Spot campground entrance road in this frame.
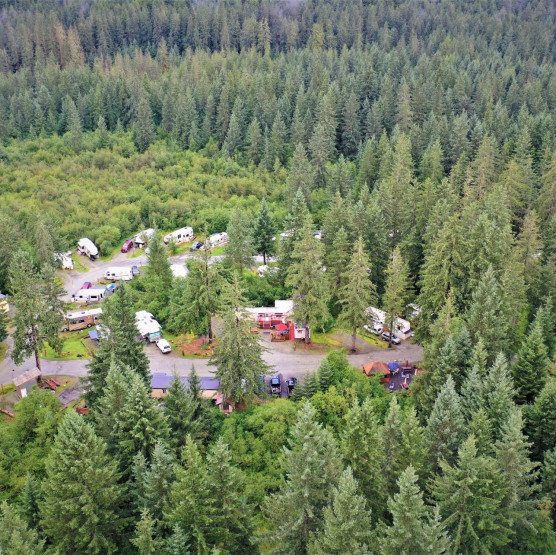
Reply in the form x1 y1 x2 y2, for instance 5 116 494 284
0 334 422 386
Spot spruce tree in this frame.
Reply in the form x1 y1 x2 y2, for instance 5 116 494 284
40 411 123 554
0 307 8 343
432 436 512 553
382 246 410 347
164 374 200 450
326 226 351 301
145 231 173 320
19 473 42 530
261 402 343 554
253 198 275 264
226 208 254 272
286 143 315 203
246 117 263 164
285 215 330 342
65 96 82 152
132 509 160 555
312 467 373 554
512 318 550 404
338 236 378 351
210 274 269 405
467 408 494 456
380 466 449 555
0 501 45 554
528 381 556 461
425 376 465 471
542 447 556 526
278 188 309 279
133 93 154 153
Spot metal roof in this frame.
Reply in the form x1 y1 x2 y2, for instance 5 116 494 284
150 372 220 391
13 368 42 388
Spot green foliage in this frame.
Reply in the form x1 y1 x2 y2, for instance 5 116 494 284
226 208 254 272
0 501 45 554
253 198 275 264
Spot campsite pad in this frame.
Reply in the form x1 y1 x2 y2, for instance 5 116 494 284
327 331 377 354
57 382 85 406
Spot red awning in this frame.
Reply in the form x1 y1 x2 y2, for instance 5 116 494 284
275 323 288 331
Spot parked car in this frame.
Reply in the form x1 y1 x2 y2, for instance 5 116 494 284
121 239 134 253
131 265 140 275
270 374 282 395
81 282 93 289
287 377 298 396
381 331 401 345
190 241 204 251
156 339 172 354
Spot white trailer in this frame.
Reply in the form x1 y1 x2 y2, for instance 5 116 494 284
54 252 74 270
76 288 106 303
77 238 99 260
104 267 133 281
134 228 155 248
135 311 162 342
209 232 228 247
164 227 194 245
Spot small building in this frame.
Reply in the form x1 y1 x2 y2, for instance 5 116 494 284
245 300 294 329
0 293 8 314
362 362 391 384
365 307 413 340
150 373 220 400
13 368 42 398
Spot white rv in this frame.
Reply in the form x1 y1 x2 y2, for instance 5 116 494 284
209 232 228 247
77 238 99 260
54 252 74 270
135 311 162 342
164 227 194 245
76 288 106 303
134 228 155 248
104 267 133 281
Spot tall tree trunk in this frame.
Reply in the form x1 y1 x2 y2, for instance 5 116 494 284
304 321 310 344
34 345 41 370
32 326 41 370
352 326 357 352
263 252 267 265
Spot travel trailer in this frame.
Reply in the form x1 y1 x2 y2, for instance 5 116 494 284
62 308 102 332
134 229 155 248
209 232 228 247
164 227 194 245
54 252 74 270
135 311 162 343
104 267 133 281
75 288 106 303
77 238 99 260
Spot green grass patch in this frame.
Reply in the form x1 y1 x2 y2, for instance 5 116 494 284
0 383 15 396
309 331 341 348
211 245 227 256
71 254 89 273
358 332 389 348
43 329 91 360
129 248 146 258
0 342 7 362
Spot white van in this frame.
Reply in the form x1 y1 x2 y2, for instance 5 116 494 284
76 288 106 303
77 238 99 260
104 267 133 281
209 232 228 247
164 227 194 245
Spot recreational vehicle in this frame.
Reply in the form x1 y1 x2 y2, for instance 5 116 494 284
104 267 133 281
135 311 162 343
209 232 228 247
76 288 106 303
164 227 194 245
77 238 99 260
62 308 102 332
54 252 74 270
134 229 155 248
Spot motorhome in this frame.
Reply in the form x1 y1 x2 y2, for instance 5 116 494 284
77 238 99 260
164 227 194 245
135 311 162 342
104 267 133 281
62 308 102 332
134 228 155 248
76 288 106 303
209 232 228 247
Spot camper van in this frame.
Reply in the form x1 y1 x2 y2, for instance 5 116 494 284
77 238 99 260
104 267 133 281
209 232 228 247
135 311 162 343
76 288 106 303
134 229 155 248
164 227 194 245
62 308 102 332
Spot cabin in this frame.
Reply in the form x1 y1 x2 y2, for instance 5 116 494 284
245 300 294 329
0 293 8 314
150 373 220 400
13 368 42 398
365 306 413 340
362 362 391 384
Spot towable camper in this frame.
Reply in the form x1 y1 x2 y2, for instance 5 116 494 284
76 288 106 303
209 232 228 247
164 227 194 245
77 238 99 260
134 229 155 248
62 308 102 332
104 267 133 281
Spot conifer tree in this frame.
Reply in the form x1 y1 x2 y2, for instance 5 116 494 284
286 215 330 342
19 473 42 530
286 143 315 204
542 447 556 525
132 510 159 555
338 236 377 351
9 250 65 370
512 318 550 405
425 376 465 471
0 305 8 343
165 525 191 555
145 231 173 319
226 208 254 272
341 399 386 520
326 226 351 303
65 96 82 152
312 467 373 554
246 117 263 164
261 402 343 554
533 299 556 359
253 198 275 265
467 408 494 456
278 188 309 279
40 411 123 554
382 246 410 347
0 501 45 554
380 466 449 555
223 111 242 158
96 114 108 148
164 374 200 450
483 353 516 439
380 397 405 496
210 274 269 405
133 94 154 153
432 436 512 553
528 381 556 461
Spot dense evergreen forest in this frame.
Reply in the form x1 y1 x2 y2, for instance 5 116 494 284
0 0 555 553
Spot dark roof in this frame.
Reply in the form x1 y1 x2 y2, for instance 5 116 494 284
150 372 220 391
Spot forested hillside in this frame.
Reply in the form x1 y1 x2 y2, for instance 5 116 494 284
0 0 555 553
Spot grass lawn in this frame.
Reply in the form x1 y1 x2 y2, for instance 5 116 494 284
99 245 121 262
0 342 7 362
70 254 89 272
43 329 91 360
358 332 389 348
308 331 341 349
210 245 227 256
